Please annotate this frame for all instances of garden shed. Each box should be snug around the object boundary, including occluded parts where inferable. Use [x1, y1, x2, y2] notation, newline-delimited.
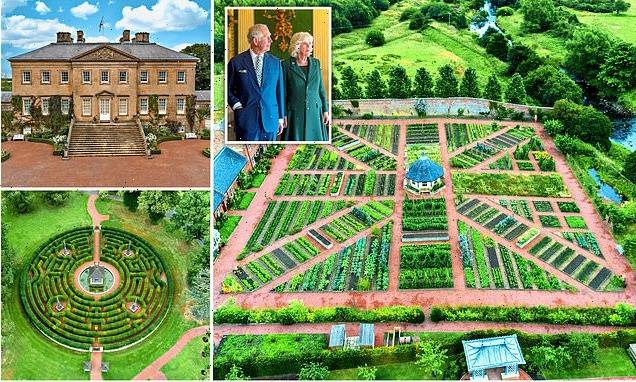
[404, 155, 444, 194]
[329, 324, 346, 349]
[358, 323, 375, 348]
[462, 334, 526, 380]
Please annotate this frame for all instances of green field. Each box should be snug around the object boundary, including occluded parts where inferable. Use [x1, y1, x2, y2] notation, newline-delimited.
[2, 193, 203, 380]
[543, 347, 636, 378]
[160, 335, 209, 380]
[569, 0, 636, 44]
[333, 0, 508, 89]
[497, 13, 569, 62]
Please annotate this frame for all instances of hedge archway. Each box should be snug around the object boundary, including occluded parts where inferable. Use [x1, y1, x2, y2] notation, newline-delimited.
[20, 227, 172, 351]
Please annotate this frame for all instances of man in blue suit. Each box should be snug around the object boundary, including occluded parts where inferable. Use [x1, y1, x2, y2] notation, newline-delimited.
[227, 24, 285, 141]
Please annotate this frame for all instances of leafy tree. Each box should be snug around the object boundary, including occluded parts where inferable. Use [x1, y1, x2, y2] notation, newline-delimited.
[332, 75, 341, 100]
[400, 7, 419, 22]
[565, 28, 613, 87]
[188, 268, 209, 321]
[185, 95, 197, 132]
[552, 99, 613, 149]
[484, 73, 502, 101]
[415, 340, 448, 377]
[564, 333, 599, 366]
[298, 362, 329, 380]
[614, 0, 630, 14]
[435, 65, 459, 98]
[520, 0, 558, 32]
[172, 191, 210, 240]
[459, 68, 481, 98]
[366, 30, 386, 46]
[181, 43, 210, 90]
[1, 223, 15, 290]
[413, 67, 435, 97]
[525, 65, 583, 106]
[357, 364, 377, 380]
[365, 69, 387, 99]
[409, 12, 431, 30]
[138, 191, 179, 223]
[225, 364, 249, 380]
[505, 73, 527, 104]
[507, 43, 543, 76]
[529, 343, 570, 372]
[597, 41, 636, 98]
[3, 191, 35, 214]
[122, 191, 140, 211]
[387, 65, 411, 98]
[485, 32, 509, 61]
[543, 119, 565, 136]
[40, 191, 70, 207]
[213, 25, 224, 62]
[340, 66, 363, 99]
[623, 151, 636, 183]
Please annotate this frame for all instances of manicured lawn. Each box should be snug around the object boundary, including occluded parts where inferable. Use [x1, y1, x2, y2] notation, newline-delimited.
[543, 347, 636, 379]
[328, 361, 437, 380]
[2, 193, 92, 380]
[1, 194, 202, 380]
[159, 335, 209, 380]
[237, 192, 256, 210]
[219, 215, 241, 241]
[251, 173, 266, 188]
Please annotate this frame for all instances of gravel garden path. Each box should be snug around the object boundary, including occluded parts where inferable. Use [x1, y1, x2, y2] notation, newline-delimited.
[214, 118, 634, 314]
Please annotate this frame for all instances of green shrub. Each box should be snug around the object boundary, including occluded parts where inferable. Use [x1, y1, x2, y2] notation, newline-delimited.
[365, 30, 385, 47]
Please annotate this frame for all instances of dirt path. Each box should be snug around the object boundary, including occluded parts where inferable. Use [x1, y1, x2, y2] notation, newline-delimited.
[133, 325, 209, 381]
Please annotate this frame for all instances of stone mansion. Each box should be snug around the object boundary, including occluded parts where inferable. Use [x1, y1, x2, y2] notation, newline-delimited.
[9, 30, 199, 123]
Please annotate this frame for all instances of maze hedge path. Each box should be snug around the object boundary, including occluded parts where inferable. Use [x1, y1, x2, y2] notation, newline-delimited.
[20, 227, 172, 351]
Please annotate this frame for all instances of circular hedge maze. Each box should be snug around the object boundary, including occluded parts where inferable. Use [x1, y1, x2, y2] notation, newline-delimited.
[20, 227, 172, 351]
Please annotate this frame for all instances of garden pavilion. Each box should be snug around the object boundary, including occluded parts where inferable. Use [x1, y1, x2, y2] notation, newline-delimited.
[462, 334, 526, 380]
[404, 155, 444, 194]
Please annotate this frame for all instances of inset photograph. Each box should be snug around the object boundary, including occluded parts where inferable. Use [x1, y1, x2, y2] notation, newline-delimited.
[225, 7, 332, 143]
[1, 0, 211, 187]
[1, 190, 210, 380]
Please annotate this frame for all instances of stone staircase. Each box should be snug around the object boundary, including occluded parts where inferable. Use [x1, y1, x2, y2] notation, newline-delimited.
[68, 122, 146, 157]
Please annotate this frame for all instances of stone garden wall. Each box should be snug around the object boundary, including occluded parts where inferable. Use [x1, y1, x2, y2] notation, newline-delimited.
[333, 97, 553, 119]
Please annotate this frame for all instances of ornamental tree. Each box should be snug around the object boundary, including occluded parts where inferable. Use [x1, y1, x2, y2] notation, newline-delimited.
[484, 73, 502, 101]
[505, 73, 527, 104]
[459, 68, 481, 98]
[413, 67, 435, 97]
[366, 69, 387, 99]
[435, 65, 459, 98]
[388, 65, 411, 98]
[340, 66, 363, 99]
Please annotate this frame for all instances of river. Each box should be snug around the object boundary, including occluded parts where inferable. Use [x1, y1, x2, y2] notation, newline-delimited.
[469, 0, 636, 151]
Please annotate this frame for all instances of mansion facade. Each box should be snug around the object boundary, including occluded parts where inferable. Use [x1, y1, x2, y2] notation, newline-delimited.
[9, 30, 198, 123]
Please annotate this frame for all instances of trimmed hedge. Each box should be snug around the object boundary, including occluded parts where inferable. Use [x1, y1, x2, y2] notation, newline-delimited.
[214, 300, 425, 325]
[214, 328, 636, 379]
[430, 303, 636, 326]
[20, 227, 172, 351]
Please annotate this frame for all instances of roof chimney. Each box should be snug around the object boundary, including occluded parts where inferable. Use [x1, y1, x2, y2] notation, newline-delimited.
[134, 32, 149, 43]
[56, 32, 73, 43]
[77, 30, 85, 43]
[119, 29, 130, 43]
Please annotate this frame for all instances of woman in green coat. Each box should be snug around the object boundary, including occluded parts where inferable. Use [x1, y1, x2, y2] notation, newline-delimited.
[282, 32, 329, 142]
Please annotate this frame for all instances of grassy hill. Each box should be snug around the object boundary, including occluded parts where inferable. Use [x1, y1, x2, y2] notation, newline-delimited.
[333, 0, 509, 90]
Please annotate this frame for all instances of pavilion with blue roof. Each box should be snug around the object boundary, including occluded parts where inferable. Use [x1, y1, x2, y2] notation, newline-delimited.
[462, 334, 526, 380]
[214, 146, 247, 215]
[404, 155, 444, 194]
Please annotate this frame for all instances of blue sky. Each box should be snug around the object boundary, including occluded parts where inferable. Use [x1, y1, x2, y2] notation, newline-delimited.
[1, 0, 210, 76]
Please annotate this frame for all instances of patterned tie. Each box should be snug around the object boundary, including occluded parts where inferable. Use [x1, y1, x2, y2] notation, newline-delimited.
[255, 54, 263, 87]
